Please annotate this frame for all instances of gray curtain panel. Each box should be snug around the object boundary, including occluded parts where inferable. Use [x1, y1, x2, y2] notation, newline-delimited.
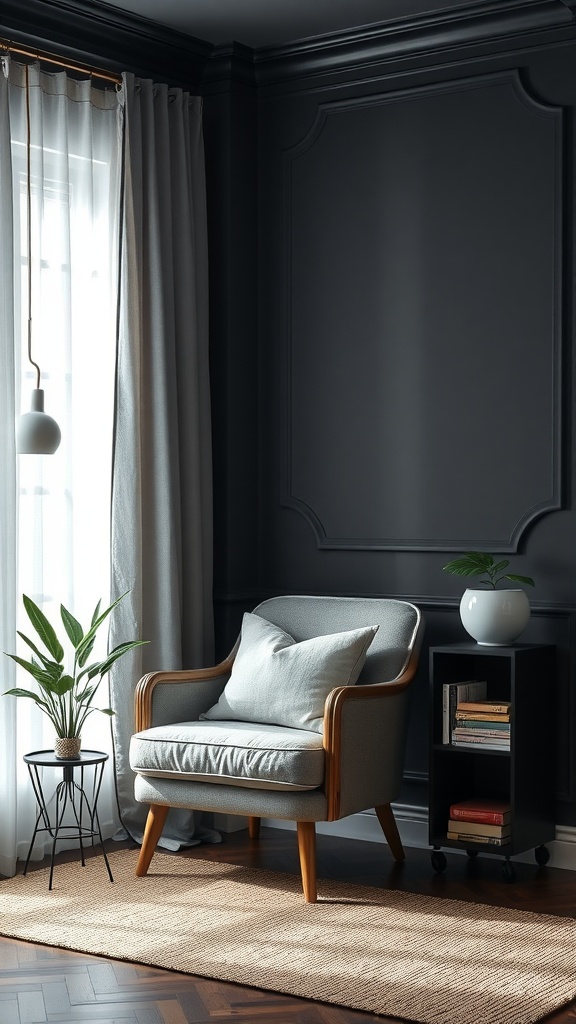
[0, 58, 18, 878]
[108, 73, 216, 849]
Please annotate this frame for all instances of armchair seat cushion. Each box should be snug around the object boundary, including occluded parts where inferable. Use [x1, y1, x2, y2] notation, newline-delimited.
[130, 720, 325, 792]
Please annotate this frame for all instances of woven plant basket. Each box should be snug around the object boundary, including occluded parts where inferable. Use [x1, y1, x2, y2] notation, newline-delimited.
[54, 736, 82, 760]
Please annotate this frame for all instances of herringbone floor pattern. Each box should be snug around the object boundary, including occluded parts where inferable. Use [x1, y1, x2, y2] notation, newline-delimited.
[1, 827, 575, 1023]
[0, 936, 370, 1023]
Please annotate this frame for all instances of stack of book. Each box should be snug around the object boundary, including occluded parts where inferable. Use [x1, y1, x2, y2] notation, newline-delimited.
[442, 680, 487, 744]
[451, 698, 511, 751]
[447, 797, 511, 845]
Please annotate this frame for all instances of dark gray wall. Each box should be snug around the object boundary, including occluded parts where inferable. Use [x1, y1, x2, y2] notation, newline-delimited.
[247, 13, 576, 826]
[280, 75, 562, 553]
[4, 0, 576, 827]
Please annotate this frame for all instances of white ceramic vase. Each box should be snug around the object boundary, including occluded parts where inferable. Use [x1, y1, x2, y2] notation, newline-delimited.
[459, 588, 530, 646]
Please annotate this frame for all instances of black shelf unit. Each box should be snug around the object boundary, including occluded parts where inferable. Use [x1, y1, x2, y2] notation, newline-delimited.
[428, 643, 556, 881]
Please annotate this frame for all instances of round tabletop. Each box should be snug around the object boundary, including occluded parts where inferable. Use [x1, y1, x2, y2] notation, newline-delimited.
[23, 749, 109, 768]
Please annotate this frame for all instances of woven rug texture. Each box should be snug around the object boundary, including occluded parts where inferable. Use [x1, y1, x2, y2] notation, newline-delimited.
[0, 850, 575, 1024]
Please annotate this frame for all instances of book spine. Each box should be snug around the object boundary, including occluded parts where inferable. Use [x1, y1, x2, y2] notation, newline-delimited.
[454, 718, 510, 731]
[458, 702, 510, 714]
[456, 712, 511, 723]
[453, 734, 510, 743]
[450, 808, 509, 825]
[446, 832, 509, 845]
[452, 739, 510, 751]
[442, 682, 460, 744]
[452, 729, 509, 741]
[442, 684, 450, 745]
[447, 819, 510, 837]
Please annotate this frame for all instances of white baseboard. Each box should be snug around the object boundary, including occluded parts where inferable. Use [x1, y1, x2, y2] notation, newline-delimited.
[260, 807, 576, 872]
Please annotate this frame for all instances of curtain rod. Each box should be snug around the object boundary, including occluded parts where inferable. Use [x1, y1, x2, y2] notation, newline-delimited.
[0, 39, 122, 85]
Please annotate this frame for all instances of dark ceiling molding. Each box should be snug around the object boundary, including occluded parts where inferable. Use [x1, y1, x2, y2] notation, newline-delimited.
[254, 0, 576, 87]
[202, 42, 256, 92]
[0, 0, 212, 88]
[1, 0, 575, 93]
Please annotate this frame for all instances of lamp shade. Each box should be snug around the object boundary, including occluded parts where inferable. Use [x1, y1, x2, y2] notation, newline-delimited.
[16, 389, 61, 454]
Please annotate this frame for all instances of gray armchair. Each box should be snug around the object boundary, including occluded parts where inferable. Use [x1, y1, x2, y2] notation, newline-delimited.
[130, 595, 424, 902]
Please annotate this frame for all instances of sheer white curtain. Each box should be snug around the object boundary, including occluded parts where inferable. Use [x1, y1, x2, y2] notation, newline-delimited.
[0, 59, 122, 878]
[109, 74, 215, 848]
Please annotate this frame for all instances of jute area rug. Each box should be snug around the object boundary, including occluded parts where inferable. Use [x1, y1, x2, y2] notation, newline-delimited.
[0, 850, 575, 1024]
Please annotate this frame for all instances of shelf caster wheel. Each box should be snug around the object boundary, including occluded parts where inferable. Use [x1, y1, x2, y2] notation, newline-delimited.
[535, 845, 550, 866]
[466, 849, 479, 859]
[431, 850, 447, 873]
[502, 860, 516, 883]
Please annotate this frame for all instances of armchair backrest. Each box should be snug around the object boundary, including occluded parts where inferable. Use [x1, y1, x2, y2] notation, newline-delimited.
[251, 595, 423, 685]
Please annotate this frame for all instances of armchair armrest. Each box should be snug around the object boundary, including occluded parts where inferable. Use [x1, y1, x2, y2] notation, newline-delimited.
[135, 652, 236, 731]
[323, 647, 419, 820]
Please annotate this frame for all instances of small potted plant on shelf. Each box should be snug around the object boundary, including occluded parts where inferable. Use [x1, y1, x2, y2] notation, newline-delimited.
[442, 551, 535, 646]
[3, 592, 148, 759]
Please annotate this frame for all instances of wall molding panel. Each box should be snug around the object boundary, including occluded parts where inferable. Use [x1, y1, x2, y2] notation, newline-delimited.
[280, 70, 565, 552]
[254, 1, 576, 90]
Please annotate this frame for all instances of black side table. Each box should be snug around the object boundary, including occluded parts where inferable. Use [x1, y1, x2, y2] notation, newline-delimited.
[23, 749, 114, 890]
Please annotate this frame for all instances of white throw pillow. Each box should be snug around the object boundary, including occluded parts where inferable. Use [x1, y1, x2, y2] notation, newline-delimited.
[200, 612, 379, 733]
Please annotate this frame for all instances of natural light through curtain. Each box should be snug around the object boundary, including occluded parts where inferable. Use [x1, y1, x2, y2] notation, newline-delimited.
[0, 59, 122, 877]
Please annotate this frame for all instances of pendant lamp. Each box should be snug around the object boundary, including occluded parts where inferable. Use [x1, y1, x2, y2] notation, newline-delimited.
[16, 63, 61, 455]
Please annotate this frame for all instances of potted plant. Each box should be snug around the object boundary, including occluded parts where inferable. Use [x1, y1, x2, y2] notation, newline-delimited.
[442, 552, 535, 646]
[3, 592, 148, 759]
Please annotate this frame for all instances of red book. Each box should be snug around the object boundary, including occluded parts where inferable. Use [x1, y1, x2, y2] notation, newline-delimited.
[449, 798, 511, 825]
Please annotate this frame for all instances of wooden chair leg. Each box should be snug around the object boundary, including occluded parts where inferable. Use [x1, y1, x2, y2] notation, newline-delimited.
[375, 803, 405, 862]
[296, 820, 317, 903]
[135, 804, 169, 877]
[248, 816, 261, 840]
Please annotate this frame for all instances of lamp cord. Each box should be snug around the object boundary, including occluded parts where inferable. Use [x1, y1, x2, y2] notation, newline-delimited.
[25, 63, 41, 391]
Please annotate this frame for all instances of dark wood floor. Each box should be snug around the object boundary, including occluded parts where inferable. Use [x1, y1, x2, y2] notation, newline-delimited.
[1, 826, 576, 1024]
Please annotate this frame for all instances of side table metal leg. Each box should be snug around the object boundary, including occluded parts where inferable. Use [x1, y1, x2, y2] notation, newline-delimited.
[65, 764, 87, 867]
[23, 765, 54, 877]
[92, 804, 114, 882]
[49, 779, 71, 891]
[92, 763, 113, 882]
[23, 802, 44, 877]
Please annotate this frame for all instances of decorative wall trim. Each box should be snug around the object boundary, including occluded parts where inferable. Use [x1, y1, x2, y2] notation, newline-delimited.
[215, 589, 576, 615]
[3, 0, 576, 95]
[281, 69, 564, 552]
[254, 0, 576, 89]
[202, 42, 256, 92]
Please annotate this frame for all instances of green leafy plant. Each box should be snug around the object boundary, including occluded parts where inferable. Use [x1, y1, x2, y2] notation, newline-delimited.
[3, 592, 148, 738]
[442, 552, 535, 590]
